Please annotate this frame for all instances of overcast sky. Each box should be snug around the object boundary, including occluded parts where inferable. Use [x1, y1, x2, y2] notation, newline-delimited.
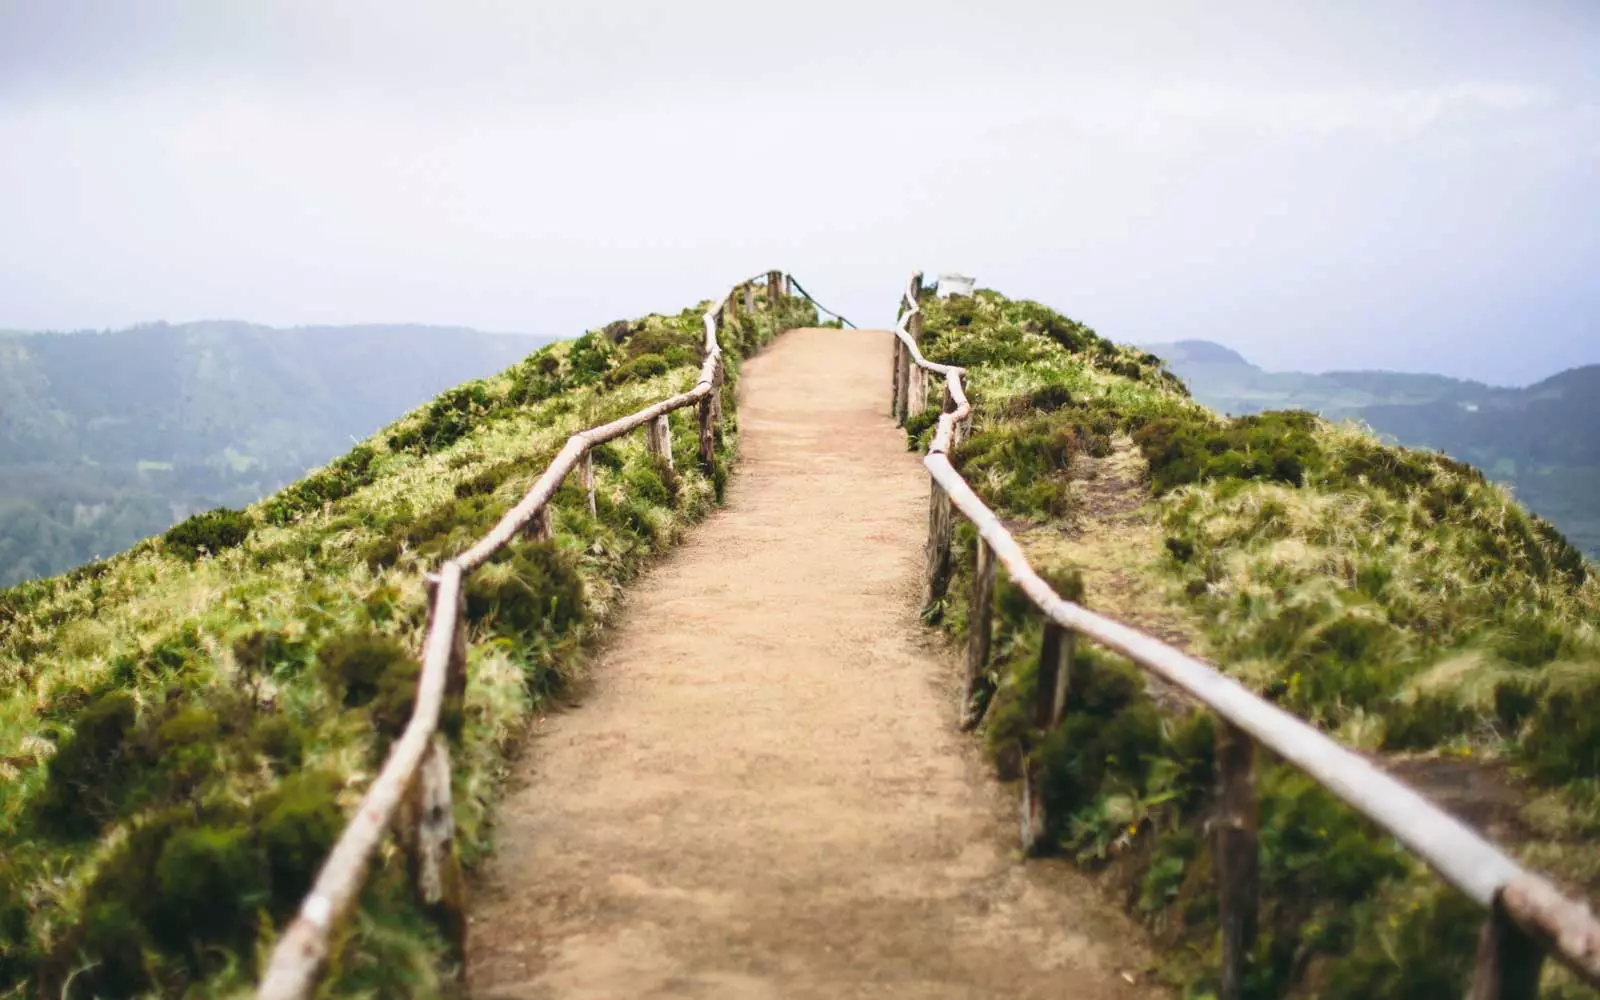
[1, 1, 1595, 384]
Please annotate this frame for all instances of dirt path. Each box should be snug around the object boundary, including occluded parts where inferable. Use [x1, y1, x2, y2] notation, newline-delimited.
[467, 329, 1163, 1000]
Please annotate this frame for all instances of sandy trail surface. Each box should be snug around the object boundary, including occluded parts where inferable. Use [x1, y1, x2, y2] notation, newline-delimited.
[468, 328, 1163, 999]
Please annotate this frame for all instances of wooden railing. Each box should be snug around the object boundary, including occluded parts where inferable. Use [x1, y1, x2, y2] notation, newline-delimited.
[891, 272, 1600, 999]
[256, 270, 796, 999]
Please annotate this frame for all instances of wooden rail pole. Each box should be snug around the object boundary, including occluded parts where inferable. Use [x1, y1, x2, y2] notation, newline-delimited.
[767, 270, 783, 310]
[744, 283, 756, 315]
[1216, 721, 1261, 1000]
[960, 539, 998, 730]
[923, 478, 955, 611]
[1471, 897, 1546, 1000]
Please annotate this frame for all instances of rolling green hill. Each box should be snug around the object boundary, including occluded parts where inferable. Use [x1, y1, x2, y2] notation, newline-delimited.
[910, 294, 1597, 997]
[0, 292, 816, 996]
[0, 322, 555, 586]
[1144, 341, 1600, 559]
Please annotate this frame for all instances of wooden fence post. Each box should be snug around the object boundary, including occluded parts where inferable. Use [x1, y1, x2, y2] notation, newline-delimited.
[767, 270, 783, 310]
[658, 413, 674, 471]
[409, 736, 468, 967]
[1021, 621, 1074, 853]
[406, 574, 469, 971]
[960, 539, 997, 730]
[646, 413, 673, 470]
[582, 451, 597, 518]
[744, 283, 756, 314]
[697, 387, 717, 471]
[896, 342, 913, 426]
[1216, 721, 1260, 1000]
[891, 338, 904, 417]
[1036, 623, 1073, 730]
[710, 360, 726, 446]
[528, 504, 552, 543]
[923, 478, 955, 611]
[908, 273, 924, 344]
[1470, 897, 1546, 1000]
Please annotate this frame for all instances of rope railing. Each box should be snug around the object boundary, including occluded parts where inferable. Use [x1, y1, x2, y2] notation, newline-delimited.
[785, 274, 857, 329]
[256, 270, 796, 999]
[890, 271, 1600, 999]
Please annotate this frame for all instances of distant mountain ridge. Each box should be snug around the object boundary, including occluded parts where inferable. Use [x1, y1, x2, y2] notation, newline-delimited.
[0, 320, 554, 585]
[1143, 339, 1600, 560]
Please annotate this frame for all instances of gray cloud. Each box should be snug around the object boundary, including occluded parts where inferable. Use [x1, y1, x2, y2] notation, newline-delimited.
[1, 1, 1596, 383]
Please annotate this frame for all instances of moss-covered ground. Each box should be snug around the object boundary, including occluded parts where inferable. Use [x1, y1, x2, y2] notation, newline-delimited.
[0, 291, 817, 997]
[907, 288, 1600, 999]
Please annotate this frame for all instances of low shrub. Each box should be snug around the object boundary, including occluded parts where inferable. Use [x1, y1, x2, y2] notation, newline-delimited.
[412, 383, 492, 454]
[318, 631, 412, 709]
[463, 542, 586, 642]
[604, 352, 672, 389]
[1133, 411, 1323, 494]
[622, 461, 678, 508]
[163, 507, 252, 560]
[566, 332, 615, 384]
[260, 445, 380, 526]
[32, 691, 140, 838]
[953, 412, 1088, 517]
[506, 351, 565, 406]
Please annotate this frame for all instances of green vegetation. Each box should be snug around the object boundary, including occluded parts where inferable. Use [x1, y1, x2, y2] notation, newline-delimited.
[161, 507, 253, 560]
[0, 322, 557, 587]
[914, 289, 1600, 998]
[1150, 340, 1600, 561]
[0, 291, 815, 995]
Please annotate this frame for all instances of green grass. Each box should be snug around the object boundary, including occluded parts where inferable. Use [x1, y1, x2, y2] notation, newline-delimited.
[911, 288, 1600, 998]
[0, 290, 816, 996]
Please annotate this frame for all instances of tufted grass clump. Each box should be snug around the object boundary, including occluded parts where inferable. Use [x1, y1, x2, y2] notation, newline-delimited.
[0, 285, 815, 996]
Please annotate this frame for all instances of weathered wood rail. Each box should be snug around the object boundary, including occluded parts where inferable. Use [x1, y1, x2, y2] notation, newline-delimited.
[893, 272, 1600, 999]
[256, 271, 796, 999]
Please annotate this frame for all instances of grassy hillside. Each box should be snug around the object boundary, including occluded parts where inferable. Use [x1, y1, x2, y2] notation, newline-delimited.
[0, 292, 816, 997]
[911, 291, 1599, 998]
[1147, 341, 1600, 561]
[0, 322, 554, 587]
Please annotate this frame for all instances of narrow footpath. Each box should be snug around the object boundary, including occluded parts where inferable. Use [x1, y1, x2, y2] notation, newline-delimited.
[468, 328, 1162, 1000]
